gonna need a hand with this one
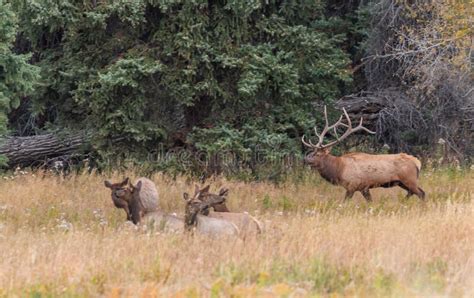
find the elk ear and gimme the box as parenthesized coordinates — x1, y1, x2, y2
(194, 184, 200, 195)
(210, 195, 226, 206)
(134, 181, 142, 192)
(218, 188, 229, 197)
(119, 177, 129, 187)
(104, 180, 113, 188)
(201, 185, 211, 193)
(183, 192, 190, 202)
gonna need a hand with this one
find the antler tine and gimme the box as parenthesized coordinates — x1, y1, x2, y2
(342, 107, 352, 128)
(313, 126, 320, 138)
(318, 109, 376, 149)
(301, 135, 317, 148)
(302, 106, 328, 148)
(324, 106, 329, 127)
(302, 106, 375, 150)
(315, 105, 333, 147)
(333, 126, 340, 139)
(353, 117, 376, 134)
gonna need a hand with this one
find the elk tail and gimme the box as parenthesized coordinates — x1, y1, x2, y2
(411, 158, 422, 178)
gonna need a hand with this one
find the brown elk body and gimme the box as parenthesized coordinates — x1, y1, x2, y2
(127, 182, 239, 236)
(139, 211, 185, 233)
(302, 107, 425, 201)
(104, 177, 159, 223)
(183, 192, 240, 236)
(193, 185, 230, 213)
(104, 178, 133, 221)
(189, 185, 262, 234)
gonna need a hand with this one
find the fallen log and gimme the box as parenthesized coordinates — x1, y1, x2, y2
(0, 131, 91, 168)
(335, 90, 390, 124)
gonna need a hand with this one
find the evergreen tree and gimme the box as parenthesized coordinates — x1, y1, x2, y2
(8, 0, 352, 175)
(0, 0, 39, 165)
(0, 0, 39, 135)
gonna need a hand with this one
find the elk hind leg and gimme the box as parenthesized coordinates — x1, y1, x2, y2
(361, 189, 372, 202)
(344, 190, 355, 201)
(417, 187, 426, 199)
(401, 180, 425, 200)
(397, 183, 413, 199)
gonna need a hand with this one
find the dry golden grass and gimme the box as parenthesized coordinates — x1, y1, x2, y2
(0, 168, 473, 297)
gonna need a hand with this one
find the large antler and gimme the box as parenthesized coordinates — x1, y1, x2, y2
(302, 106, 375, 149)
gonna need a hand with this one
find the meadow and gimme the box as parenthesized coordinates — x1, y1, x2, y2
(0, 167, 472, 297)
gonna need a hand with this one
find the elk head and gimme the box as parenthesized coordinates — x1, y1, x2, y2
(302, 106, 375, 168)
(104, 177, 134, 221)
(193, 184, 230, 214)
(183, 186, 227, 230)
(104, 177, 133, 203)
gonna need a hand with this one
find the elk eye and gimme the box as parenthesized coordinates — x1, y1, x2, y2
(115, 189, 125, 196)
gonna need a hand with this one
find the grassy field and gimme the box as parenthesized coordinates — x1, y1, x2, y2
(0, 167, 472, 297)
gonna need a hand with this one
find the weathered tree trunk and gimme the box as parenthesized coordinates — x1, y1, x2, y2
(335, 91, 387, 127)
(0, 131, 91, 167)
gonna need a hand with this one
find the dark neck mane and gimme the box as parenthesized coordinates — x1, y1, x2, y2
(316, 154, 341, 185)
(129, 190, 145, 224)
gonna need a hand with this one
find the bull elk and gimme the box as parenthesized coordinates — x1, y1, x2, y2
(302, 107, 425, 201)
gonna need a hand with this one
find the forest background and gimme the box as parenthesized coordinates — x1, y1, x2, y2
(0, 0, 472, 180)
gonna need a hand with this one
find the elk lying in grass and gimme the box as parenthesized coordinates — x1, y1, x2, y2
(302, 106, 425, 201)
(183, 192, 240, 236)
(104, 177, 159, 223)
(191, 185, 230, 213)
(127, 181, 239, 236)
(120, 179, 183, 230)
(189, 185, 263, 234)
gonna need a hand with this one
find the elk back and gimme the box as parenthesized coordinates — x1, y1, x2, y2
(195, 215, 240, 237)
(135, 177, 159, 213)
(140, 211, 183, 233)
(208, 212, 262, 235)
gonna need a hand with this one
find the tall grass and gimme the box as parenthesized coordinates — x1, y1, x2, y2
(0, 168, 472, 297)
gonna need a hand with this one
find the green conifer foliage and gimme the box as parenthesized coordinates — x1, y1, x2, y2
(0, 1, 39, 136)
(8, 0, 352, 173)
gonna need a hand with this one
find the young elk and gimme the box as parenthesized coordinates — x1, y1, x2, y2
(104, 178, 133, 221)
(104, 177, 159, 222)
(302, 106, 425, 201)
(127, 180, 183, 231)
(191, 185, 230, 214)
(183, 192, 240, 236)
(128, 182, 239, 236)
(190, 185, 263, 234)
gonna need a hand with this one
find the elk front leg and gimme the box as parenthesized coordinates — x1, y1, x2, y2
(361, 189, 372, 202)
(344, 190, 355, 200)
(123, 205, 132, 221)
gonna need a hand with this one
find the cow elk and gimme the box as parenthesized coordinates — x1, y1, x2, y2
(104, 178, 133, 221)
(189, 185, 263, 235)
(302, 106, 425, 201)
(126, 181, 239, 236)
(104, 177, 159, 223)
(192, 185, 230, 213)
(183, 192, 240, 236)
